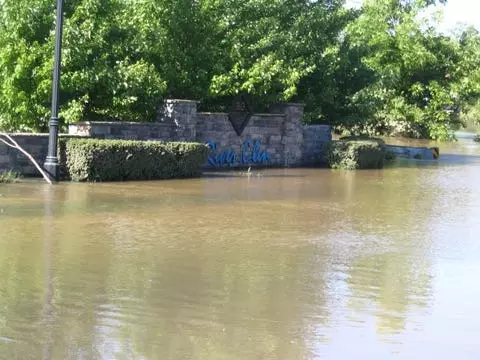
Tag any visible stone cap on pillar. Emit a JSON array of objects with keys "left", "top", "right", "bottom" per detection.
[{"left": 164, "top": 99, "right": 200, "bottom": 104}]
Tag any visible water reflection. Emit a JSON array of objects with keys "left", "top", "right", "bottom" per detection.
[
  {"left": 0, "top": 137, "right": 479, "bottom": 358},
  {"left": 42, "top": 186, "right": 55, "bottom": 360}
]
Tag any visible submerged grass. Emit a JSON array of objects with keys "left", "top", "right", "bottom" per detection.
[{"left": 0, "top": 170, "right": 21, "bottom": 183}]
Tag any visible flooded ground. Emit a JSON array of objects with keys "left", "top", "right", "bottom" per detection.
[{"left": 1, "top": 135, "right": 480, "bottom": 359}]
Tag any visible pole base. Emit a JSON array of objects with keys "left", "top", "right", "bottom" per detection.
[{"left": 44, "top": 159, "right": 59, "bottom": 182}]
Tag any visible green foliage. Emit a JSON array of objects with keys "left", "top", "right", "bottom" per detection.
[
  {"left": 209, "top": 0, "right": 348, "bottom": 107},
  {"left": 61, "top": 138, "right": 208, "bottom": 182},
  {"left": 1, "top": 0, "right": 480, "bottom": 141},
  {"left": 0, "top": 0, "right": 348, "bottom": 130},
  {"left": 0, "top": 0, "right": 166, "bottom": 132},
  {"left": 324, "top": 0, "right": 465, "bottom": 140},
  {"left": 0, "top": 170, "right": 21, "bottom": 183},
  {"left": 325, "top": 138, "right": 385, "bottom": 170},
  {"left": 474, "top": 134, "right": 480, "bottom": 143}
]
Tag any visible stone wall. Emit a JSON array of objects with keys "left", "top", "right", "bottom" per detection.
[
  {"left": 68, "top": 121, "right": 175, "bottom": 140},
  {"left": 199, "top": 112, "right": 286, "bottom": 167},
  {"left": 0, "top": 135, "right": 49, "bottom": 176},
  {"left": 159, "top": 99, "right": 198, "bottom": 141},
  {"left": 69, "top": 100, "right": 328, "bottom": 169},
  {"left": 1, "top": 99, "right": 332, "bottom": 176},
  {"left": 270, "top": 104, "right": 305, "bottom": 166},
  {"left": 0, "top": 134, "right": 72, "bottom": 176},
  {"left": 302, "top": 125, "right": 332, "bottom": 166}
]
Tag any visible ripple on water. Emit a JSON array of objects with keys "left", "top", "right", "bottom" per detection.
[{"left": 1, "top": 141, "right": 480, "bottom": 358}]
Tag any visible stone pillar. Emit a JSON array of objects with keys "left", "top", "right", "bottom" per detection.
[
  {"left": 270, "top": 103, "right": 305, "bottom": 167},
  {"left": 302, "top": 125, "right": 332, "bottom": 165},
  {"left": 68, "top": 122, "right": 93, "bottom": 137},
  {"left": 158, "top": 99, "right": 198, "bottom": 142}
]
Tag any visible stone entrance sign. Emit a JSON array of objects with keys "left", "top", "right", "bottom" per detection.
[
  {"left": 2, "top": 97, "right": 334, "bottom": 175},
  {"left": 63, "top": 99, "right": 333, "bottom": 173},
  {"left": 228, "top": 94, "right": 253, "bottom": 136}
]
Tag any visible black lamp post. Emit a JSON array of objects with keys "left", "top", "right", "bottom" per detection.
[{"left": 44, "top": 0, "right": 65, "bottom": 182}]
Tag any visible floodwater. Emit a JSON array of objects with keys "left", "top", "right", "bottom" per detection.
[{"left": 1, "top": 135, "right": 480, "bottom": 360}]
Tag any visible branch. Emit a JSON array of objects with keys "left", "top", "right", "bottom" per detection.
[{"left": 0, "top": 133, "right": 53, "bottom": 185}]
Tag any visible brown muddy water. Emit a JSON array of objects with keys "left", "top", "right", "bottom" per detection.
[{"left": 1, "top": 134, "right": 480, "bottom": 359}]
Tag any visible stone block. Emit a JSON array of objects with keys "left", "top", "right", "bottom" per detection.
[
  {"left": 91, "top": 125, "right": 111, "bottom": 136},
  {"left": 251, "top": 119, "right": 271, "bottom": 127},
  {"left": 136, "top": 130, "right": 150, "bottom": 140},
  {"left": 110, "top": 126, "right": 124, "bottom": 136},
  {"left": 160, "top": 131, "right": 172, "bottom": 138},
  {"left": 0, "top": 154, "right": 10, "bottom": 165},
  {"left": 0, "top": 145, "right": 9, "bottom": 155},
  {"left": 269, "top": 135, "right": 282, "bottom": 144},
  {"left": 149, "top": 132, "right": 160, "bottom": 139},
  {"left": 212, "top": 122, "right": 229, "bottom": 132},
  {"left": 119, "top": 130, "right": 138, "bottom": 139}
]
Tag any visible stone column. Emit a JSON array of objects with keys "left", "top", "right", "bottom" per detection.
[
  {"left": 270, "top": 103, "right": 305, "bottom": 167},
  {"left": 158, "top": 99, "right": 198, "bottom": 142},
  {"left": 68, "top": 122, "right": 93, "bottom": 137}
]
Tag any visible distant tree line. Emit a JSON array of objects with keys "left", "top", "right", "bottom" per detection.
[{"left": 1, "top": 0, "right": 479, "bottom": 140}]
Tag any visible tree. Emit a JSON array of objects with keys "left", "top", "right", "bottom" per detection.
[
  {"left": 207, "top": 0, "right": 349, "bottom": 111},
  {"left": 1, "top": 0, "right": 480, "bottom": 141},
  {"left": 0, "top": 0, "right": 349, "bottom": 131},
  {"left": 0, "top": 0, "right": 165, "bottom": 132},
  {"left": 323, "top": 0, "right": 464, "bottom": 140}
]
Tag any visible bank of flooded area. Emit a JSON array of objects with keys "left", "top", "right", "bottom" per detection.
[{"left": 1, "top": 135, "right": 480, "bottom": 359}]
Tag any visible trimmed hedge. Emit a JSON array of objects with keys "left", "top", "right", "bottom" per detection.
[
  {"left": 325, "top": 137, "right": 385, "bottom": 170},
  {"left": 60, "top": 138, "right": 209, "bottom": 182}
]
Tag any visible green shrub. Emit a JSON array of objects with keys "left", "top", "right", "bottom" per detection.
[
  {"left": 325, "top": 138, "right": 385, "bottom": 170},
  {"left": 0, "top": 170, "right": 21, "bottom": 183},
  {"left": 60, "top": 138, "right": 209, "bottom": 182},
  {"left": 474, "top": 134, "right": 480, "bottom": 143}
]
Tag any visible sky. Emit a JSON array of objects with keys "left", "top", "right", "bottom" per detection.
[
  {"left": 432, "top": 0, "right": 480, "bottom": 33},
  {"left": 345, "top": 0, "right": 480, "bottom": 34}
]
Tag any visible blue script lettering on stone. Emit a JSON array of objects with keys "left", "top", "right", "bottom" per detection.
[
  {"left": 207, "top": 140, "right": 271, "bottom": 168},
  {"left": 207, "top": 141, "right": 237, "bottom": 168},
  {"left": 241, "top": 139, "right": 270, "bottom": 165}
]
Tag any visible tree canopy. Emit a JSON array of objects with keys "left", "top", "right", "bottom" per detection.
[{"left": 0, "top": 0, "right": 479, "bottom": 140}]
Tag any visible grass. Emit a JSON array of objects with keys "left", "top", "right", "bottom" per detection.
[
  {"left": 0, "top": 170, "right": 21, "bottom": 183},
  {"left": 238, "top": 167, "right": 265, "bottom": 177}
]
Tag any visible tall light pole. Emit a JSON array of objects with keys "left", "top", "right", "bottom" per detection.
[{"left": 44, "top": 0, "right": 65, "bottom": 182}]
